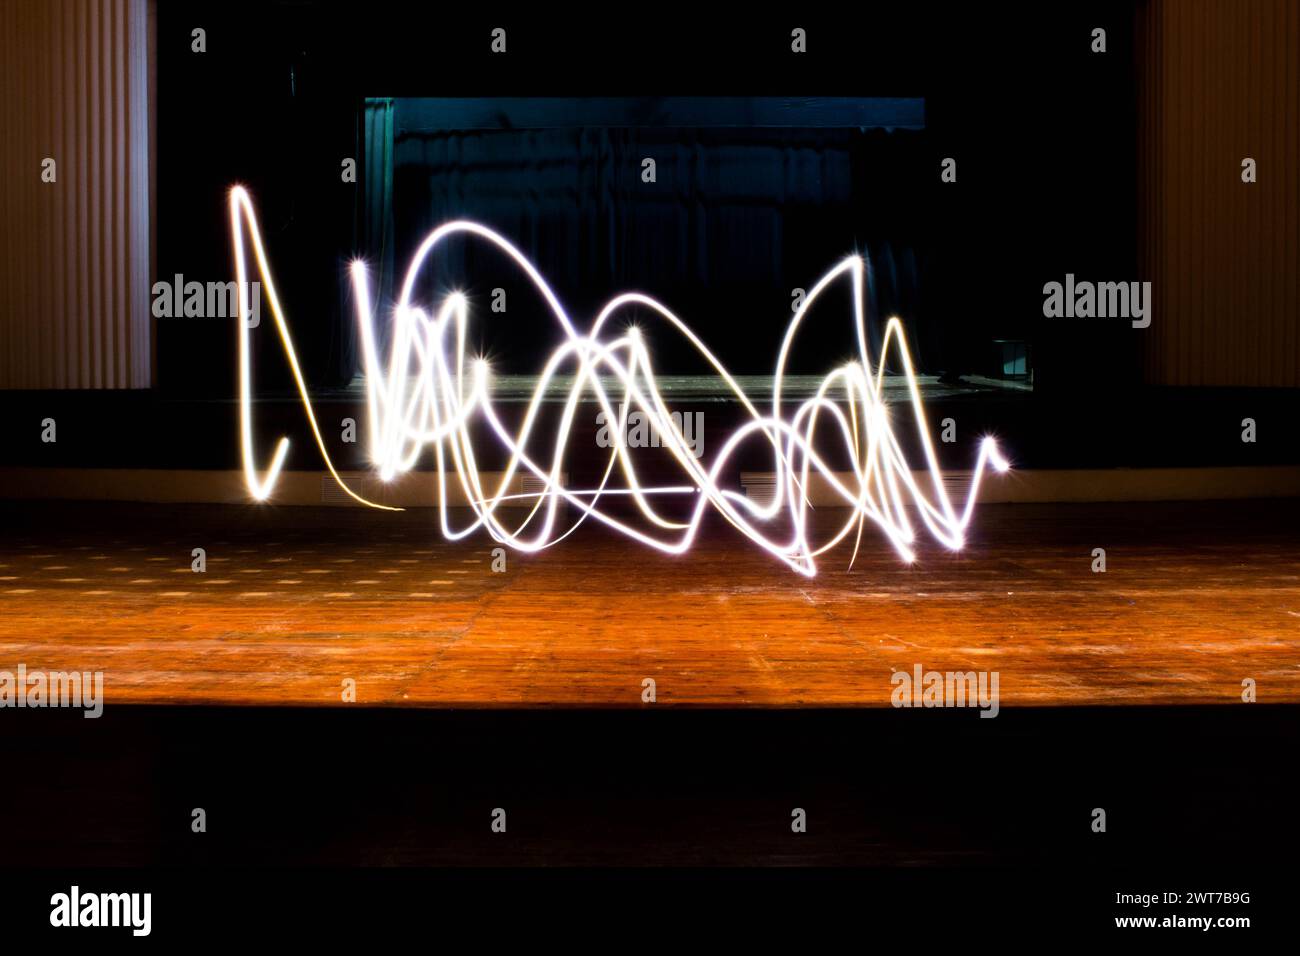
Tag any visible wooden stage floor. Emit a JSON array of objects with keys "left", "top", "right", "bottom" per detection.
[{"left": 1, "top": 498, "right": 1297, "bottom": 708}]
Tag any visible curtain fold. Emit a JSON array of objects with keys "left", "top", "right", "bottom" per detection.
[
  {"left": 380, "top": 117, "right": 925, "bottom": 375},
  {"left": 0, "top": 0, "right": 152, "bottom": 389},
  {"left": 360, "top": 97, "right": 397, "bottom": 367}
]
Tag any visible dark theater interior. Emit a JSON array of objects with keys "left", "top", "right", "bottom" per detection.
[{"left": 0, "top": 0, "right": 1296, "bottom": 941}]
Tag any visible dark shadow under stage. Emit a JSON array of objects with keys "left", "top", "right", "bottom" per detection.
[
  {"left": 2, "top": 704, "right": 1296, "bottom": 869},
  {"left": 1, "top": 498, "right": 1297, "bottom": 707}
]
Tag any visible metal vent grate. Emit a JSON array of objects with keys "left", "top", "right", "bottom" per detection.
[
  {"left": 740, "top": 472, "right": 777, "bottom": 507},
  {"left": 321, "top": 474, "right": 380, "bottom": 503},
  {"left": 521, "top": 473, "right": 569, "bottom": 499}
]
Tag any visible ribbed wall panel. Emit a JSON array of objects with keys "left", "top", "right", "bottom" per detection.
[
  {"left": 1138, "top": 0, "right": 1300, "bottom": 387},
  {"left": 0, "top": 0, "right": 150, "bottom": 389}
]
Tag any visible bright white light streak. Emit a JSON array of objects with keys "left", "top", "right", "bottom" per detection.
[{"left": 229, "top": 186, "right": 1009, "bottom": 575}]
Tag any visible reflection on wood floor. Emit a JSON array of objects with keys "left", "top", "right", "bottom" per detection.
[{"left": 0, "top": 498, "right": 1296, "bottom": 707}]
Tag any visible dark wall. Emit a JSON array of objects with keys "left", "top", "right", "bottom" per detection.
[
  {"left": 155, "top": 1, "right": 359, "bottom": 394},
  {"left": 154, "top": 1, "right": 1138, "bottom": 396}
]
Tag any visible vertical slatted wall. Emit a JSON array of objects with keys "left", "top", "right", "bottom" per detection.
[
  {"left": 0, "top": 0, "right": 151, "bottom": 389},
  {"left": 1138, "top": 0, "right": 1299, "bottom": 386}
]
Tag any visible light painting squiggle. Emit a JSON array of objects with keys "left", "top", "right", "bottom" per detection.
[{"left": 230, "top": 186, "right": 1009, "bottom": 576}]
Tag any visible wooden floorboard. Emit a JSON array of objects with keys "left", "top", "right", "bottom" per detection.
[{"left": 1, "top": 498, "right": 1297, "bottom": 707}]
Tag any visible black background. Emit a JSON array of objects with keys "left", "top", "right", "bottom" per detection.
[
  {"left": 2, "top": 4, "right": 1295, "bottom": 941},
  {"left": 155, "top": 1, "right": 1138, "bottom": 394},
  {"left": 3, "top": 3, "right": 1292, "bottom": 485}
]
